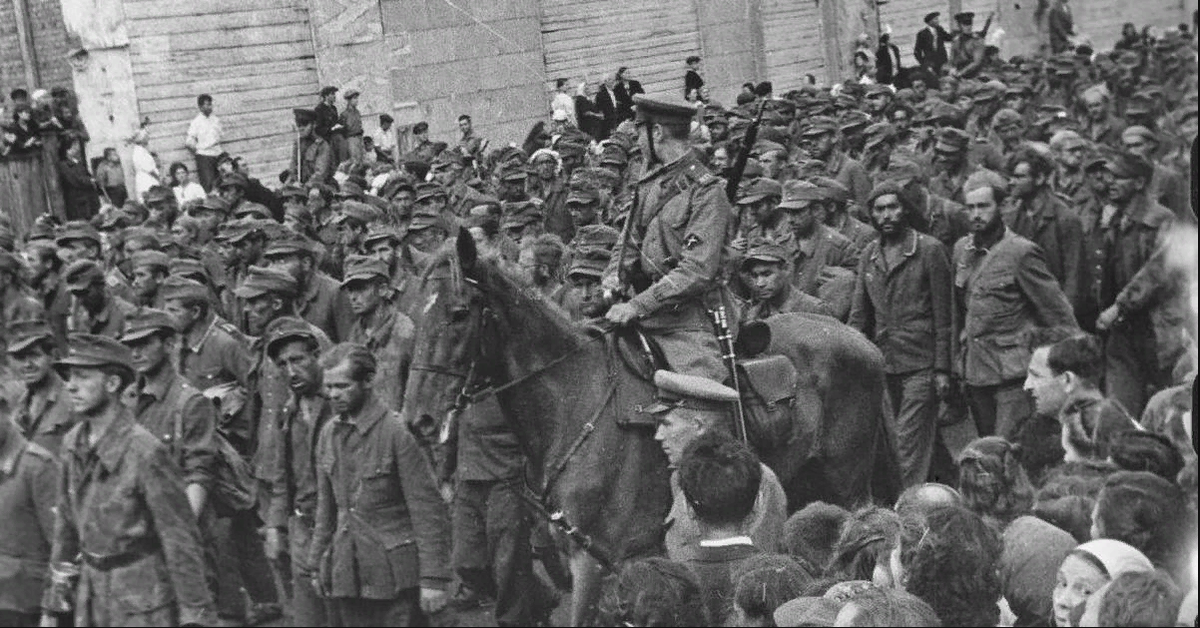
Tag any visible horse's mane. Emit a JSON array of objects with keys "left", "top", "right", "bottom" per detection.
[{"left": 422, "top": 240, "right": 587, "bottom": 354}]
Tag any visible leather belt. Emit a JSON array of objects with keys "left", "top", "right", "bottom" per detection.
[{"left": 81, "top": 538, "right": 158, "bottom": 571}]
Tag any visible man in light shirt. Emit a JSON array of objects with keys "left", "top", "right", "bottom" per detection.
[
  {"left": 373, "top": 114, "right": 397, "bottom": 164},
  {"left": 185, "top": 94, "right": 222, "bottom": 192},
  {"left": 551, "top": 78, "right": 576, "bottom": 127}
]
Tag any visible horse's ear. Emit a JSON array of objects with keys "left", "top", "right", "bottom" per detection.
[{"left": 456, "top": 227, "right": 478, "bottom": 272}]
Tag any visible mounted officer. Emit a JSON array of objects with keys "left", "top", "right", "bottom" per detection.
[{"left": 603, "top": 94, "right": 730, "bottom": 381}]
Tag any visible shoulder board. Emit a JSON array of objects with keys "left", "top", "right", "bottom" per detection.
[{"left": 216, "top": 320, "right": 242, "bottom": 337}]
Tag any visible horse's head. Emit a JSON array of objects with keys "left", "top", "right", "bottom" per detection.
[{"left": 402, "top": 228, "right": 492, "bottom": 445}]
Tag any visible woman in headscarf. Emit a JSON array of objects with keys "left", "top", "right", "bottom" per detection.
[
  {"left": 1001, "top": 514, "right": 1077, "bottom": 626},
  {"left": 1051, "top": 539, "right": 1154, "bottom": 626},
  {"left": 129, "top": 127, "right": 160, "bottom": 201}
]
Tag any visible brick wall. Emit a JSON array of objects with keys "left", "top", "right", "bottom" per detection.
[{"left": 0, "top": 0, "right": 79, "bottom": 99}]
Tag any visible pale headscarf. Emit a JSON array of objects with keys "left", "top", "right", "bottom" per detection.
[{"left": 1070, "top": 539, "right": 1155, "bottom": 579}]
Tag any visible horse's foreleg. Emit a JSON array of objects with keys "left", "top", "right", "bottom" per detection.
[{"left": 568, "top": 550, "right": 604, "bottom": 627}]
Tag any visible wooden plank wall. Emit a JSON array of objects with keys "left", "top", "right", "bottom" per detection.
[
  {"left": 0, "top": 149, "right": 60, "bottom": 237},
  {"left": 123, "top": 0, "right": 321, "bottom": 185}
]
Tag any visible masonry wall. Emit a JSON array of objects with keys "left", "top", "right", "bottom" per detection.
[{"left": 0, "top": 0, "right": 77, "bottom": 100}]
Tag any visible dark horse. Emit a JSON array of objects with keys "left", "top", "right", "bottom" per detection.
[{"left": 401, "top": 230, "right": 893, "bottom": 623}]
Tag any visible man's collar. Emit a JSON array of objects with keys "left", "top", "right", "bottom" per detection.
[
  {"left": 138, "top": 366, "right": 174, "bottom": 402},
  {"left": 967, "top": 225, "right": 1009, "bottom": 253},
  {"left": 68, "top": 408, "right": 136, "bottom": 472},
  {"left": 26, "top": 370, "right": 64, "bottom": 402},
  {"left": 187, "top": 314, "right": 219, "bottom": 352},
  {"left": 698, "top": 535, "right": 754, "bottom": 548},
  {"left": 336, "top": 395, "right": 389, "bottom": 435}
]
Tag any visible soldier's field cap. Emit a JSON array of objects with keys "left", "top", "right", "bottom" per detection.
[
  {"left": 277, "top": 185, "right": 307, "bottom": 200},
  {"left": 265, "top": 316, "right": 317, "bottom": 360},
  {"left": 1048, "top": 129, "right": 1086, "bottom": 150},
  {"left": 498, "top": 166, "right": 528, "bottom": 182},
  {"left": 567, "top": 256, "right": 608, "bottom": 279},
  {"left": 955, "top": 11, "right": 974, "bottom": 24},
  {"left": 130, "top": 249, "right": 171, "bottom": 272},
  {"left": 363, "top": 225, "right": 401, "bottom": 247},
  {"left": 407, "top": 207, "right": 442, "bottom": 232},
  {"left": 341, "top": 255, "right": 389, "bottom": 287},
  {"left": 993, "top": 108, "right": 1024, "bottom": 129},
  {"left": 293, "top": 108, "right": 317, "bottom": 126},
  {"left": 501, "top": 201, "right": 544, "bottom": 230},
  {"left": 217, "top": 171, "right": 249, "bottom": 190},
  {"left": 415, "top": 181, "right": 448, "bottom": 203},
  {"left": 633, "top": 94, "right": 697, "bottom": 126},
  {"left": 160, "top": 276, "right": 210, "bottom": 303},
  {"left": 924, "top": 11, "right": 940, "bottom": 23},
  {"left": 800, "top": 116, "right": 838, "bottom": 137},
  {"left": 333, "top": 200, "right": 382, "bottom": 226},
  {"left": 1121, "top": 125, "right": 1158, "bottom": 145},
  {"left": 64, "top": 260, "right": 105, "bottom": 292},
  {"left": 343, "top": 89, "right": 360, "bottom": 100},
  {"left": 1103, "top": 152, "right": 1153, "bottom": 181},
  {"left": 197, "top": 195, "right": 232, "bottom": 215},
  {"left": 777, "top": 180, "right": 824, "bottom": 210},
  {"left": 144, "top": 185, "right": 175, "bottom": 204},
  {"left": 56, "top": 333, "right": 134, "bottom": 371},
  {"left": 862, "top": 122, "right": 897, "bottom": 151},
  {"left": 740, "top": 240, "right": 790, "bottom": 270},
  {"left": 566, "top": 186, "right": 600, "bottom": 205},
  {"left": 233, "top": 202, "right": 272, "bottom": 220},
  {"left": 120, "top": 308, "right": 177, "bottom": 344},
  {"left": 320, "top": 86, "right": 339, "bottom": 97},
  {"left": 55, "top": 220, "right": 101, "bottom": 246},
  {"left": 6, "top": 320, "right": 53, "bottom": 354},
  {"left": 736, "top": 178, "right": 783, "bottom": 205},
  {"left": 646, "top": 370, "right": 740, "bottom": 415},
  {"left": 263, "top": 234, "right": 317, "bottom": 259},
  {"left": 811, "top": 176, "right": 850, "bottom": 203},
  {"left": 233, "top": 266, "right": 299, "bottom": 299},
  {"left": 572, "top": 224, "right": 620, "bottom": 255},
  {"left": 934, "top": 127, "right": 971, "bottom": 153}
]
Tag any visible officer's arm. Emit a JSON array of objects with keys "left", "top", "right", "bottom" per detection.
[
  {"left": 393, "top": 421, "right": 452, "bottom": 590},
  {"left": 627, "top": 180, "right": 731, "bottom": 317},
  {"left": 602, "top": 201, "right": 640, "bottom": 292},
  {"left": 142, "top": 444, "right": 217, "bottom": 626},
  {"left": 1016, "top": 245, "right": 1078, "bottom": 329}
]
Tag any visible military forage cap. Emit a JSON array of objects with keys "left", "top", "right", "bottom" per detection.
[
  {"left": 233, "top": 266, "right": 299, "bottom": 299},
  {"left": 407, "top": 207, "right": 442, "bottom": 232},
  {"left": 414, "top": 181, "right": 448, "bottom": 203},
  {"left": 963, "top": 169, "right": 1009, "bottom": 197},
  {"left": 263, "top": 233, "right": 317, "bottom": 259},
  {"left": 500, "top": 200, "right": 544, "bottom": 230},
  {"left": 334, "top": 200, "right": 382, "bottom": 226},
  {"left": 811, "top": 176, "right": 850, "bottom": 203},
  {"left": 55, "top": 220, "right": 102, "bottom": 247},
  {"left": 129, "top": 249, "right": 171, "bottom": 271},
  {"left": 64, "top": 260, "right": 105, "bottom": 292},
  {"left": 144, "top": 185, "right": 175, "bottom": 204},
  {"left": 233, "top": 202, "right": 272, "bottom": 220},
  {"left": 159, "top": 276, "right": 210, "bottom": 303},
  {"left": 120, "top": 307, "right": 177, "bottom": 343},
  {"left": 741, "top": 240, "right": 790, "bottom": 270},
  {"left": 862, "top": 122, "right": 897, "bottom": 151},
  {"left": 633, "top": 94, "right": 698, "bottom": 126},
  {"left": 341, "top": 255, "right": 389, "bottom": 287},
  {"left": 265, "top": 316, "right": 317, "bottom": 360},
  {"left": 1103, "top": 152, "right": 1153, "bottom": 181},
  {"left": 6, "top": 319, "right": 53, "bottom": 354},
  {"left": 57, "top": 333, "right": 134, "bottom": 370},
  {"left": 777, "top": 180, "right": 824, "bottom": 210},
  {"left": 217, "top": 171, "right": 249, "bottom": 190},
  {"left": 363, "top": 225, "right": 401, "bottom": 247},
  {"left": 566, "top": 185, "right": 600, "bottom": 205},
  {"left": 800, "top": 116, "right": 838, "bottom": 137},
  {"left": 646, "top": 370, "right": 740, "bottom": 415},
  {"left": 934, "top": 127, "right": 971, "bottom": 153},
  {"left": 736, "top": 178, "right": 783, "bottom": 205}
]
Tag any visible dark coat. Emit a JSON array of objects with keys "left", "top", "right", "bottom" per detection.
[
  {"left": 612, "top": 79, "right": 644, "bottom": 122},
  {"left": 685, "top": 543, "right": 761, "bottom": 625},
  {"left": 876, "top": 42, "right": 903, "bottom": 85},
  {"left": 914, "top": 25, "right": 950, "bottom": 72},
  {"left": 59, "top": 157, "right": 99, "bottom": 221},
  {"left": 1003, "top": 188, "right": 1087, "bottom": 316}
]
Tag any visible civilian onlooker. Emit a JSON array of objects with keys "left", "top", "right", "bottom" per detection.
[
  {"left": 833, "top": 588, "right": 942, "bottom": 626},
  {"left": 58, "top": 137, "right": 99, "bottom": 221},
  {"left": 93, "top": 147, "right": 127, "bottom": 207},
  {"left": 1092, "top": 470, "right": 1196, "bottom": 588},
  {"left": 729, "top": 554, "right": 811, "bottom": 627},
  {"left": 185, "top": 93, "right": 222, "bottom": 191},
  {"left": 783, "top": 501, "right": 850, "bottom": 576},
  {"left": 1107, "top": 430, "right": 1185, "bottom": 481},
  {"left": 825, "top": 506, "right": 901, "bottom": 583},
  {"left": 999, "top": 513, "right": 1076, "bottom": 627},
  {"left": 957, "top": 436, "right": 1034, "bottom": 529},
  {"left": 905, "top": 506, "right": 1004, "bottom": 626},
  {"left": 129, "top": 127, "right": 159, "bottom": 201},
  {"left": 893, "top": 482, "right": 962, "bottom": 522},
  {"left": 1052, "top": 539, "right": 1154, "bottom": 627},
  {"left": 169, "top": 162, "right": 207, "bottom": 206},
  {"left": 875, "top": 32, "right": 902, "bottom": 86},
  {"left": 597, "top": 557, "right": 709, "bottom": 626},
  {"left": 1086, "top": 570, "right": 1183, "bottom": 627},
  {"left": 684, "top": 55, "right": 704, "bottom": 101}
]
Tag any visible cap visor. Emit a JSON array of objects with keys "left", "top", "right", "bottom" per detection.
[
  {"left": 119, "top": 327, "right": 165, "bottom": 344},
  {"left": 643, "top": 401, "right": 677, "bottom": 415},
  {"left": 7, "top": 335, "right": 48, "bottom": 355},
  {"left": 340, "top": 274, "right": 381, "bottom": 287},
  {"left": 735, "top": 193, "right": 768, "bottom": 206},
  {"left": 232, "top": 285, "right": 268, "bottom": 299}
]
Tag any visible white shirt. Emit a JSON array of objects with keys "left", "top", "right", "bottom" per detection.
[
  {"left": 373, "top": 126, "right": 396, "bottom": 153},
  {"left": 131, "top": 144, "right": 159, "bottom": 200},
  {"left": 551, "top": 92, "right": 576, "bottom": 126},
  {"left": 173, "top": 181, "right": 206, "bottom": 205},
  {"left": 186, "top": 112, "right": 222, "bottom": 156}
]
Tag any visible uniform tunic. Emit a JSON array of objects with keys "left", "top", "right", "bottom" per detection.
[
  {"left": 45, "top": 412, "right": 216, "bottom": 626},
  {"left": 68, "top": 295, "right": 136, "bottom": 339},
  {"left": 346, "top": 307, "right": 415, "bottom": 411},
  {"left": 10, "top": 372, "right": 76, "bottom": 455},
  {"left": 0, "top": 434, "right": 57, "bottom": 617}
]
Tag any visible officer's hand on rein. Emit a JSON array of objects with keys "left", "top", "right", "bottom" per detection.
[{"left": 605, "top": 302, "right": 639, "bottom": 325}]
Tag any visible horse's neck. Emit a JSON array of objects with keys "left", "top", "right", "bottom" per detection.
[{"left": 494, "top": 337, "right": 609, "bottom": 474}]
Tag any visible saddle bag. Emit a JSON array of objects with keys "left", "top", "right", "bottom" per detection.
[{"left": 736, "top": 354, "right": 798, "bottom": 449}]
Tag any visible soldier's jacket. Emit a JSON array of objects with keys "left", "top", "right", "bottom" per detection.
[
  {"left": 828, "top": 212, "right": 876, "bottom": 254},
  {"left": 249, "top": 321, "right": 331, "bottom": 483},
  {"left": 1111, "top": 229, "right": 1189, "bottom": 370},
  {"left": 310, "top": 396, "right": 451, "bottom": 598},
  {"left": 920, "top": 192, "right": 971, "bottom": 249},
  {"left": 1094, "top": 194, "right": 1175, "bottom": 316},
  {"left": 952, "top": 228, "right": 1078, "bottom": 386},
  {"left": 533, "top": 177, "right": 573, "bottom": 243},
  {"left": 1147, "top": 163, "right": 1191, "bottom": 222},
  {"left": 299, "top": 271, "right": 355, "bottom": 343},
  {"left": 34, "top": 276, "right": 70, "bottom": 351},
  {"left": 791, "top": 223, "right": 859, "bottom": 297},
  {"left": 290, "top": 135, "right": 333, "bottom": 189},
  {"left": 848, "top": 230, "right": 953, "bottom": 375},
  {"left": 665, "top": 464, "right": 787, "bottom": 562},
  {"left": 822, "top": 150, "right": 873, "bottom": 209},
  {"left": 0, "top": 433, "right": 57, "bottom": 616},
  {"left": 929, "top": 164, "right": 977, "bottom": 205},
  {"left": 347, "top": 307, "right": 415, "bottom": 411},
  {"left": 10, "top": 371, "right": 76, "bottom": 455},
  {"left": 105, "top": 267, "right": 135, "bottom": 304},
  {"left": 67, "top": 294, "right": 136, "bottom": 339},
  {"left": 1, "top": 288, "right": 43, "bottom": 348},
  {"left": 1003, "top": 188, "right": 1088, "bottom": 314},
  {"left": 132, "top": 368, "right": 218, "bottom": 491},
  {"left": 179, "top": 315, "right": 252, "bottom": 401},
  {"left": 268, "top": 392, "right": 331, "bottom": 535},
  {"left": 607, "top": 150, "right": 730, "bottom": 325},
  {"left": 1083, "top": 115, "right": 1127, "bottom": 149},
  {"left": 45, "top": 411, "right": 216, "bottom": 626},
  {"left": 740, "top": 282, "right": 835, "bottom": 322}
]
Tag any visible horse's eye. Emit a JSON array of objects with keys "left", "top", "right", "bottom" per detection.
[{"left": 450, "top": 307, "right": 471, "bottom": 323}]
